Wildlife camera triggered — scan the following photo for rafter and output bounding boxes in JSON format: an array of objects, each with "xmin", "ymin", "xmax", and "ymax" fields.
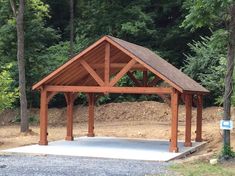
[{"xmin": 80, "ymin": 60, "xmax": 105, "ymax": 86}]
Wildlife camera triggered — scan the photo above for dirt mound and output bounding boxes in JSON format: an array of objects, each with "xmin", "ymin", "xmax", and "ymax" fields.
[{"xmin": 0, "ymin": 101, "xmax": 230, "ymax": 125}]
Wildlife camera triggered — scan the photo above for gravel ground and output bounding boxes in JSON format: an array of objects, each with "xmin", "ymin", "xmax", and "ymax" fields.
[{"xmin": 0, "ymin": 154, "xmax": 175, "ymax": 176}]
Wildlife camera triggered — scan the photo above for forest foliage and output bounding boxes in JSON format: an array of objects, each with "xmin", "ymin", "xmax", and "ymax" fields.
[{"xmin": 0, "ymin": 0, "xmax": 231, "ymax": 108}]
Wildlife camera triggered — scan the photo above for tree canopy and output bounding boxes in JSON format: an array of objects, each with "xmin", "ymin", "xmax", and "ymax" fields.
[{"xmin": 0, "ymin": 0, "xmax": 231, "ymax": 108}]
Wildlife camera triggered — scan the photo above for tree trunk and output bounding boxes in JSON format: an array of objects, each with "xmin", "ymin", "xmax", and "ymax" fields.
[
  {"xmin": 223, "ymin": 4, "xmax": 235, "ymax": 148},
  {"xmin": 16, "ymin": 0, "xmax": 28, "ymax": 132},
  {"xmin": 69, "ymin": 0, "xmax": 74, "ymax": 56}
]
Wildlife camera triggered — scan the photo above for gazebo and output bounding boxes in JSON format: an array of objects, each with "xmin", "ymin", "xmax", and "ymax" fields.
[{"xmin": 32, "ymin": 35, "xmax": 209, "ymax": 152}]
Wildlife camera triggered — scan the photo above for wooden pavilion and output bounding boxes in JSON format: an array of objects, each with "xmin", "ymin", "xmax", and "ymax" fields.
[{"xmin": 32, "ymin": 35, "xmax": 209, "ymax": 152}]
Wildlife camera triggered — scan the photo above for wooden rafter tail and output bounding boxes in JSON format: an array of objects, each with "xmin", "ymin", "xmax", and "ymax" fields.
[
  {"xmin": 80, "ymin": 59, "xmax": 105, "ymax": 86},
  {"xmin": 109, "ymin": 59, "xmax": 136, "ymax": 86}
]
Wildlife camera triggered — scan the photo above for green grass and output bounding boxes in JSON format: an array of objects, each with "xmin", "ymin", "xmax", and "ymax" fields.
[{"xmin": 170, "ymin": 161, "xmax": 235, "ymax": 176}]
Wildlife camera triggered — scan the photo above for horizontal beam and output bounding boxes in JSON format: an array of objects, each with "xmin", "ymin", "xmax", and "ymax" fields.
[
  {"xmin": 45, "ymin": 86, "xmax": 172, "ymax": 94},
  {"xmin": 93, "ymin": 63, "xmax": 147, "ymax": 70}
]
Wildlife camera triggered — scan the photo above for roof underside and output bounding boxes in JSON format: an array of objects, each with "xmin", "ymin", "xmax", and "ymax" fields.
[{"xmin": 33, "ymin": 35, "xmax": 209, "ymax": 93}]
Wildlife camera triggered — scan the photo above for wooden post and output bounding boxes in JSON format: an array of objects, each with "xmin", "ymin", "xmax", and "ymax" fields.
[
  {"xmin": 87, "ymin": 93, "xmax": 95, "ymax": 137},
  {"xmin": 184, "ymin": 94, "xmax": 192, "ymax": 147},
  {"xmin": 196, "ymin": 95, "xmax": 203, "ymax": 142},
  {"xmin": 104, "ymin": 42, "xmax": 110, "ymax": 86},
  {"xmin": 39, "ymin": 89, "xmax": 48, "ymax": 145},
  {"xmin": 65, "ymin": 93, "xmax": 75, "ymax": 141},
  {"xmin": 169, "ymin": 88, "xmax": 179, "ymax": 152}
]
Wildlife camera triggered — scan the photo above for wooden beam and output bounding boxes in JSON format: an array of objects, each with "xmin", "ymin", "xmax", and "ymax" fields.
[
  {"xmin": 87, "ymin": 93, "xmax": 95, "ymax": 137},
  {"xmin": 143, "ymin": 71, "xmax": 148, "ymax": 87},
  {"xmin": 47, "ymin": 91, "xmax": 58, "ymax": 103},
  {"xmin": 39, "ymin": 89, "xmax": 48, "ymax": 145},
  {"xmin": 158, "ymin": 94, "xmax": 171, "ymax": 106},
  {"xmin": 195, "ymin": 95, "xmax": 203, "ymax": 142},
  {"xmin": 184, "ymin": 94, "xmax": 192, "ymax": 147},
  {"xmin": 45, "ymin": 86, "xmax": 172, "ymax": 94},
  {"xmin": 127, "ymin": 71, "xmax": 141, "ymax": 86},
  {"xmin": 80, "ymin": 60, "xmax": 105, "ymax": 86},
  {"xmin": 109, "ymin": 59, "xmax": 137, "ymax": 86},
  {"xmin": 93, "ymin": 63, "xmax": 146, "ymax": 70},
  {"xmin": 64, "ymin": 93, "xmax": 75, "ymax": 141},
  {"xmin": 148, "ymin": 76, "xmax": 161, "ymax": 87},
  {"xmin": 104, "ymin": 42, "xmax": 110, "ymax": 85},
  {"xmin": 169, "ymin": 88, "xmax": 179, "ymax": 152}
]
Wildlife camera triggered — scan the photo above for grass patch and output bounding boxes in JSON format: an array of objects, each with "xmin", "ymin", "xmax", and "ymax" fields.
[{"xmin": 170, "ymin": 161, "xmax": 235, "ymax": 176}]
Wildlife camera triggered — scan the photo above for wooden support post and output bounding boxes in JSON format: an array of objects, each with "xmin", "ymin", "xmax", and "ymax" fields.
[
  {"xmin": 104, "ymin": 42, "xmax": 110, "ymax": 85},
  {"xmin": 184, "ymin": 94, "xmax": 192, "ymax": 147},
  {"xmin": 169, "ymin": 88, "xmax": 179, "ymax": 152},
  {"xmin": 87, "ymin": 93, "xmax": 95, "ymax": 137},
  {"xmin": 65, "ymin": 93, "xmax": 75, "ymax": 141},
  {"xmin": 39, "ymin": 89, "xmax": 48, "ymax": 145},
  {"xmin": 196, "ymin": 95, "xmax": 203, "ymax": 142},
  {"xmin": 143, "ymin": 70, "xmax": 148, "ymax": 86}
]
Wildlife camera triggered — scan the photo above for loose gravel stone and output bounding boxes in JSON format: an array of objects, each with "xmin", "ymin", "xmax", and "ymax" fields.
[{"xmin": 0, "ymin": 155, "xmax": 175, "ymax": 176}]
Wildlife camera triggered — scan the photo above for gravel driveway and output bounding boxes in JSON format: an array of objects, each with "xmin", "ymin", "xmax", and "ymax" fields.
[{"xmin": 0, "ymin": 154, "xmax": 175, "ymax": 176}]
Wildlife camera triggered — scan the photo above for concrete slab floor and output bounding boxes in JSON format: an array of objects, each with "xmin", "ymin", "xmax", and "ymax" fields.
[{"xmin": 2, "ymin": 137, "xmax": 206, "ymax": 162}]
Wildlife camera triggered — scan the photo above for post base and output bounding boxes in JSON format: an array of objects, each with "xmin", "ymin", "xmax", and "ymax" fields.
[
  {"xmin": 184, "ymin": 142, "xmax": 192, "ymax": 147},
  {"xmin": 169, "ymin": 147, "xmax": 179, "ymax": 153},
  {"xmin": 195, "ymin": 138, "xmax": 203, "ymax": 142},
  {"xmin": 87, "ymin": 133, "xmax": 95, "ymax": 137},
  {"xmin": 65, "ymin": 136, "xmax": 74, "ymax": 141},
  {"xmin": 39, "ymin": 140, "xmax": 48, "ymax": 145}
]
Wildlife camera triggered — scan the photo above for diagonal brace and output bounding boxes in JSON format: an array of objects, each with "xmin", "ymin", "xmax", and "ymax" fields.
[
  {"xmin": 80, "ymin": 60, "xmax": 105, "ymax": 86},
  {"xmin": 109, "ymin": 59, "xmax": 136, "ymax": 86}
]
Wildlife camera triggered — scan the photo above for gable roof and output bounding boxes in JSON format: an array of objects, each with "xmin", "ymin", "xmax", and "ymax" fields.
[{"xmin": 32, "ymin": 35, "xmax": 209, "ymax": 94}]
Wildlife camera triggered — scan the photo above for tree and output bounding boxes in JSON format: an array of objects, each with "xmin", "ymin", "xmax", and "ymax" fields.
[
  {"xmin": 182, "ymin": 0, "xmax": 235, "ymax": 158},
  {"xmin": 10, "ymin": 0, "xmax": 28, "ymax": 132},
  {"xmin": 0, "ymin": 64, "xmax": 18, "ymax": 112},
  {"xmin": 0, "ymin": 0, "xmax": 59, "ymax": 107},
  {"xmin": 69, "ymin": 0, "xmax": 74, "ymax": 56},
  {"xmin": 183, "ymin": 30, "xmax": 227, "ymax": 106}
]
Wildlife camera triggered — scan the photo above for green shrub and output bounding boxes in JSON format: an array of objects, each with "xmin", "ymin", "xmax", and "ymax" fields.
[{"xmin": 0, "ymin": 63, "xmax": 18, "ymax": 112}]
